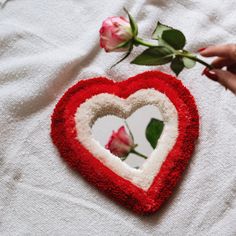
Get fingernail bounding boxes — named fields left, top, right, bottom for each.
left=201, top=67, right=208, bottom=75
left=198, top=47, right=207, bottom=53
left=202, top=68, right=218, bottom=81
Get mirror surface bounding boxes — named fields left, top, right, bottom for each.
left=92, top=105, right=163, bottom=168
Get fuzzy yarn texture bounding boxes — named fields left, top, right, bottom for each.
left=75, top=89, right=179, bottom=190
left=51, top=71, right=199, bottom=214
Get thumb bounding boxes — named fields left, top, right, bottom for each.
left=212, top=69, right=236, bottom=94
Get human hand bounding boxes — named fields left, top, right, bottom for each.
left=200, top=44, right=236, bottom=94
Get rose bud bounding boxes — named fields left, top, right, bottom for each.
left=99, top=16, right=133, bottom=52
left=105, top=126, right=135, bottom=158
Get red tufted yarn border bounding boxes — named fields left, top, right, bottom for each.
left=50, top=70, right=199, bottom=215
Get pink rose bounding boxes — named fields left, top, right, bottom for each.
left=105, top=126, right=135, bottom=158
left=99, top=16, right=133, bottom=52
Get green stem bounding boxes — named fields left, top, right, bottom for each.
left=177, top=52, right=213, bottom=69
left=124, top=120, right=134, bottom=141
left=130, top=149, right=148, bottom=159
left=134, top=37, right=213, bottom=69
left=134, top=37, right=157, bottom=47
left=193, top=57, right=213, bottom=69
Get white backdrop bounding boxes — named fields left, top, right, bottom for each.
left=0, top=0, right=235, bottom=235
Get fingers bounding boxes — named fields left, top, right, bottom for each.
left=202, top=68, right=218, bottom=81
left=200, top=44, right=236, bottom=61
left=227, top=64, right=236, bottom=74
left=211, top=57, right=234, bottom=69
left=212, top=69, right=236, bottom=94
left=200, top=43, right=236, bottom=94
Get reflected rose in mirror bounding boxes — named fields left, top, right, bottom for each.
left=105, top=119, right=164, bottom=161
left=105, top=126, right=135, bottom=159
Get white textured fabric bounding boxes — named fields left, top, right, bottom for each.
left=0, top=0, right=235, bottom=235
